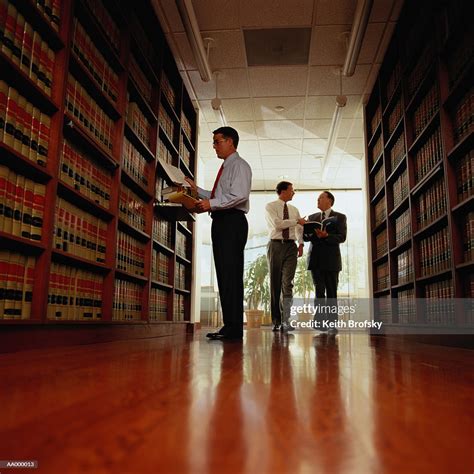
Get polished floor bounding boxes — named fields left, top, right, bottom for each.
left=0, top=329, right=472, bottom=474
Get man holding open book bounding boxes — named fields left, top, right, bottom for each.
left=304, top=191, right=347, bottom=334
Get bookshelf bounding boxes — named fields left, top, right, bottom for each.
left=365, top=0, right=473, bottom=334
left=0, top=0, right=197, bottom=345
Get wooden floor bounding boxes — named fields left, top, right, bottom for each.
left=0, top=329, right=472, bottom=474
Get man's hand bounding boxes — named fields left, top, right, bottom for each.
left=297, top=218, right=306, bottom=226
left=297, top=244, right=304, bottom=257
left=315, top=229, right=328, bottom=238
left=196, top=199, right=211, bottom=212
left=184, top=177, right=197, bottom=191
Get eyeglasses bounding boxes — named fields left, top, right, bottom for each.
left=212, top=138, right=228, bottom=146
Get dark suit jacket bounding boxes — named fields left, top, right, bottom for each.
left=306, top=210, right=347, bottom=272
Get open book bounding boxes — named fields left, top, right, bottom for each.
left=303, top=216, right=337, bottom=241
left=162, top=185, right=199, bottom=211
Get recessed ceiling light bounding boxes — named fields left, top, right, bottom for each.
left=314, top=155, right=323, bottom=160
left=275, top=105, right=285, bottom=112
left=278, top=175, right=289, bottom=179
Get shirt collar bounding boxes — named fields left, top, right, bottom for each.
left=322, top=207, right=332, bottom=217
left=222, top=151, right=239, bottom=168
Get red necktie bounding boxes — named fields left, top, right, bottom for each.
left=210, top=164, right=224, bottom=199
left=282, top=203, right=289, bottom=239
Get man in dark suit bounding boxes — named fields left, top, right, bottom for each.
left=305, top=191, right=347, bottom=334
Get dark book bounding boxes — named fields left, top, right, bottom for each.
left=303, top=216, right=337, bottom=241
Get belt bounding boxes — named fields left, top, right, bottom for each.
left=270, top=239, right=295, bottom=243
left=210, top=209, right=245, bottom=218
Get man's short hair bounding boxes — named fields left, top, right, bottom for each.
left=213, top=126, right=239, bottom=148
left=276, top=181, right=293, bottom=195
left=323, top=190, right=335, bottom=205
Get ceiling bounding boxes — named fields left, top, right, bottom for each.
left=153, top=0, right=403, bottom=191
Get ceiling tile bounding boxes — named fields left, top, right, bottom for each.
left=255, top=120, right=305, bottom=139
left=249, top=67, right=308, bottom=97
left=305, top=96, right=340, bottom=119
left=341, top=64, right=372, bottom=95
left=300, top=155, right=323, bottom=169
left=263, top=169, right=301, bottom=180
left=199, top=98, right=254, bottom=123
left=237, top=140, right=261, bottom=156
left=253, top=97, right=306, bottom=120
left=308, top=66, right=341, bottom=95
left=189, top=69, right=250, bottom=99
left=304, top=119, right=331, bottom=139
left=240, top=0, right=314, bottom=27
left=252, top=179, right=267, bottom=190
left=302, top=138, right=327, bottom=155
left=205, top=31, right=248, bottom=69
left=336, top=137, right=365, bottom=154
left=259, top=139, right=303, bottom=155
left=260, top=155, right=302, bottom=169
left=194, top=0, right=240, bottom=30
left=314, top=0, right=357, bottom=25
left=232, top=121, right=258, bottom=140
left=309, top=25, right=351, bottom=66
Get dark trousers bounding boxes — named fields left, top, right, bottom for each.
left=267, top=241, right=297, bottom=325
left=311, top=269, right=339, bottom=328
left=211, top=210, right=248, bottom=337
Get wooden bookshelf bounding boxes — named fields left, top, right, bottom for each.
left=0, top=0, right=197, bottom=339
left=364, top=0, right=473, bottom=333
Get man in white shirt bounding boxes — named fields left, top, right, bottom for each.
left=265, top=181, right=306, bottom=332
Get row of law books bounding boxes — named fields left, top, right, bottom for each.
left=406, top=42, right=434, bottom=98
left=375, top=262, right=389, bottom=291
left=415, top=178, right=447, bottom=230
left=152, top=218, right=173, bottom=249
left=373, top=165, right=384, bottom=196
left=150, top=287, right=168, bottom=321
left=369, top=104, right=381, bottom=138
left=176, top=231, right=188, bottom=259
left=462, top=211, right=474, bottom=262
left=392, top=169, right=408, bottom=209
left=82, top=0, right=120, bottom=53
left=112, top=279, right=142, bottom=321
left=396, top=249, right=413, bottom=285
left=66, top=74, right=114, bottom=151
left=0, top=164, right=45, bottom=241
left=47, top=262, right=103, bottom=320
left=374, top=295, right=391, bottom=323
left=119, top=186, right=147, bottom=233
left=152, top=249, right=170, bottom=284
left=369, top=134, right=382, bottom=167
left=388, top=132, right=405, bottom=173
left=34, top=0, right=61, bottom=31
left=375, top=229, right=387, bottom=258
left=173, top=293, right=186, bottom=321
left=385, top=61, right=401, bottom=104
left=387, top=99, right=402, bottom=137
left=181, top=112, right=192, bottom=140
left=122, top=136, right=149, bottom=189
left=395, top=208, right=411, bottom=247
left=71, top=18, right=119, bottom=103
left=116, top=230, right=145, bottom=276
left=158, top=139, right=174, bottom=165
left=179, top=136, right=192, bottom=170
left=54, top=197, right=107, bottom=263
left=425, top=279, right=455, bottom=325
left=175, top=262, right=187, bottom=289
left=453, top=88, right=473, bottom=143
left=159, top=104, right=175, bottom=141
left=414, top=127, right=443, bottom=182
left=0, top=81, right=50, bottom=165
left=59, top=139, right=112, bottom=208
left=374, top=198, right=386, bottom=227
left=126, top=100, right=152, bottom=148
left=161, top=73, right=177, bottom=109
left=420, top=227, right=451, bottom=276
left=0, top=1, right=55, bottom=93
left=456, top=150, right=473, bottom=202
left=412, top=85, right=438, bottom=138
left=397, top=288, right=416, bottom=324
left=129, top=54, right=152, bottom=104
left=0, top=250, right=34, bottom=319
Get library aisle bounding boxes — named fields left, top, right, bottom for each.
left=0, top=330, right=472, bottom=473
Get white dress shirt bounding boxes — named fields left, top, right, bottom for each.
left=265, top=198, right=304, bottom=244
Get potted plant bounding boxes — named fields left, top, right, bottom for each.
left=244, top=255, right=270, bottom=327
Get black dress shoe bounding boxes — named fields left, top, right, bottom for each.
left=206, top=332, right=221, bottom=338
left=272, top=324, right=281, bottom=332
left=207, top=333, right=242, bottom=341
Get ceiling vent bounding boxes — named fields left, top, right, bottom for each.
left=243, top=28, right=311, bottom=66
